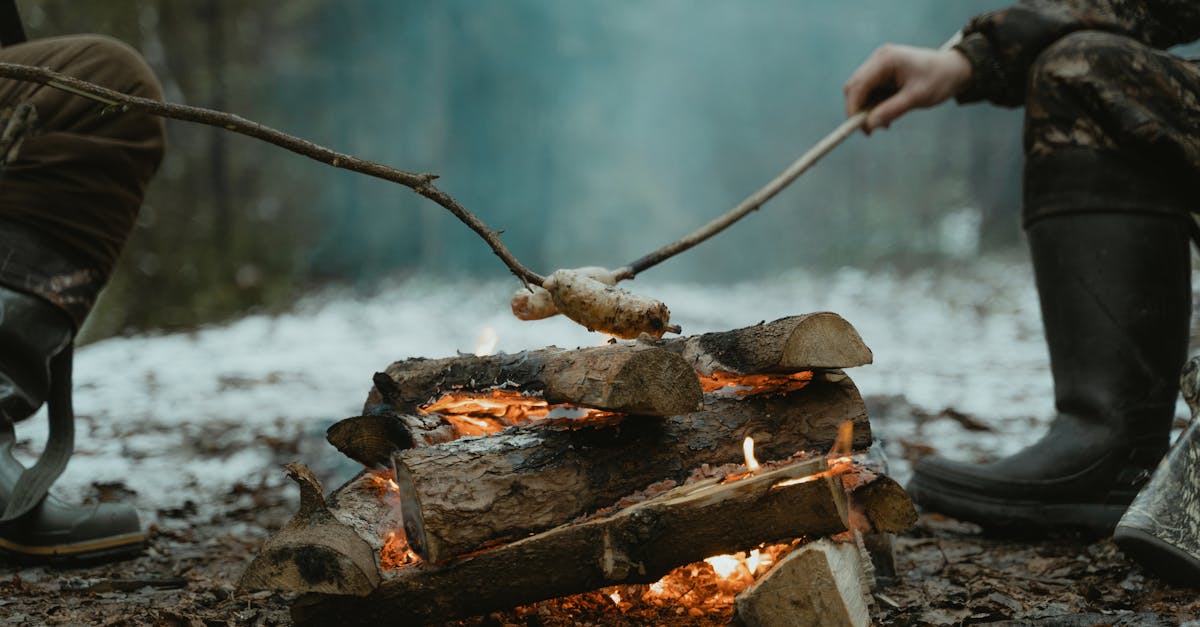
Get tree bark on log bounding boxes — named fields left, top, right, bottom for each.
left=653, top=312, right=872, bottom=376
left=364, top=343, right=703, bottom=416
left=396, top=372, right=868, bottom=563
left=291, top=458, right=847, bottom=626
left=239, top=464, right=399, bottom=596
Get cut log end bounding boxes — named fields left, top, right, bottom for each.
left=239, top=464, right=382, bottom=596
left=734, top=537, right=875, bottom=627
left=672, top=313, right=873, bottom=376
left=853, top=475, right=917, bottom=534
left=777, top=312, right=873, bottom=370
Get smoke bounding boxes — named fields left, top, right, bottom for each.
left=286, top=0, right=1016, bottom=284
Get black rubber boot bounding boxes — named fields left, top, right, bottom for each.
left=907, top=211, right=1191, bottom=535
left=0, top=286, right=144, bottom=562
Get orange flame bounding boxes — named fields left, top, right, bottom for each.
left=830, top=419, right=855, bottom=457
left=380, top=531, right=421, bottom=570
left=700, top=371, right=813, bottom=396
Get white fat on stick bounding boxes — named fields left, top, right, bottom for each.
left=510, top=266, right=617, bottom=321
left=541, top=268, right=679, bottom=339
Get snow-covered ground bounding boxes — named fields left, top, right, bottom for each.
left=16, top=254, right=1165, bottom=521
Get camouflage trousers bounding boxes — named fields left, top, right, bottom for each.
left=1022, top=31, right=1200, bottom=225
left=0, top=35, right=164, bottom=327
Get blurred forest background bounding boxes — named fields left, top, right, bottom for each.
left=21, top=0, right=1030, bottom=341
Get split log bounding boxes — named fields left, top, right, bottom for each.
left=239, top=465, right=400, bottom=596
left=734, top=536, right=875, bottom=627
left=364, top=343, right=702, bottom=416
left=292, top=457, right=848, bottom=626
left=653, top=312, right=872, bottom=376
left=396, top=373, right=869, bottom=562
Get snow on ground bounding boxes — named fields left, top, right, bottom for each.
left=13, top=254, right=1147, bottom=520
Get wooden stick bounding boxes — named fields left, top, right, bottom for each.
left=614, top=33, right=962, bottom=280
left=615, top=111, right=866, bottom=280
left=0, top=62, right=545, bottom=287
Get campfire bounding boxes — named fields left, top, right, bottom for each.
left=240, top=313, right=915, bottom=626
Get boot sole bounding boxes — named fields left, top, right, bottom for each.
left=1113, top=526, right=1200, bottom=585
left=0, top=529, right=145, bottom=564
left=909, top=477, right=1127, bottom=536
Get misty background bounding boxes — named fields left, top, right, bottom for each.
left=22, top=0, right=1027, bottom=341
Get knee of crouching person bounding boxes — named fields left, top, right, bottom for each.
left=70, top=34, right=165, bottom=103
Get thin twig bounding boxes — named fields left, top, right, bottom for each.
left=0, top=62, right=545, bottom=286
left=614, top=111, right=867, bottom=281
left=614, top=32, right=962, bottom=281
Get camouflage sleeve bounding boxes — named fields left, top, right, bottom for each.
left=954, top=0, right=1200, bottom=106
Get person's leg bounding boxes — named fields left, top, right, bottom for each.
left=908, top=31, right=1198, bottom=536
left=0, top=35, right=165, bottom=562
left=0, top=34, right=165, bottom=325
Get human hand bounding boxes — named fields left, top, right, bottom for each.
left=843, top=44, right=972, bottom=133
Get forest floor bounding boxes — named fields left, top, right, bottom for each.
left=4, top=402, right=1200, bottom=626
left=3, top=256, right=1200, bottom=625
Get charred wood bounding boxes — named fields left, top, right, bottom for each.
left=396, top=373, right=869, bottom=563
left=239, top=465, right=399, bottom=596
left=364, top=343, right=702, bottom=417
left=292, top=458, right=848, bottom=626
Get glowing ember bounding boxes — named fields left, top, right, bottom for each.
left=639, top=542, right=799, bottom=609
left=742, top=436, right=761, bottom=473
left=365, top=471, right=422, bottom=571
left=380, top=530, right=421, bottom=570
left=608, top=591, right=621, bottom=605
left=700, top=371, right=812, bottom=397
left=474, top=325, right=499, bottom=356
left=704, top=554, right=743, bottom=579
left=419, top=388, right=615, bottom=435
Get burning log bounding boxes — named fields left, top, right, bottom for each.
left=733, top=536, right=875, bottom=627
left=654, top=312, right=873, bottom=376
left=239, top=464, right=399, bottom=596
left=366, top=343, right=702, bottom=416
left=291, top=457, right=848, bottom=626
left=396, top=372, right=869, bottom=563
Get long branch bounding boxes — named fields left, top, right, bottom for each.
left=613, top=32, right=961, bottom=281
left=0, top=62, right=545, bottom=286
left=614, top=111, right=866, bottom=280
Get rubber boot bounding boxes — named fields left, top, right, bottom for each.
left=0, top=286, right=144, bottom=562
left=1114, top=356, right=1200, bottom=584
left=907, top=211, right=1191, bottom=535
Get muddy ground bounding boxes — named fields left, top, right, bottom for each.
left=3, top=400, right=1200, bottom=626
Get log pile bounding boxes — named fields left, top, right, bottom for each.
left=241, top=313, right=915, bottom=625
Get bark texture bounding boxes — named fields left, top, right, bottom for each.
left=653, top=313, right=873, bottom=376
left=364, top=343, right=702, bottom=416
left=396, top=372, right=868, bottom=562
